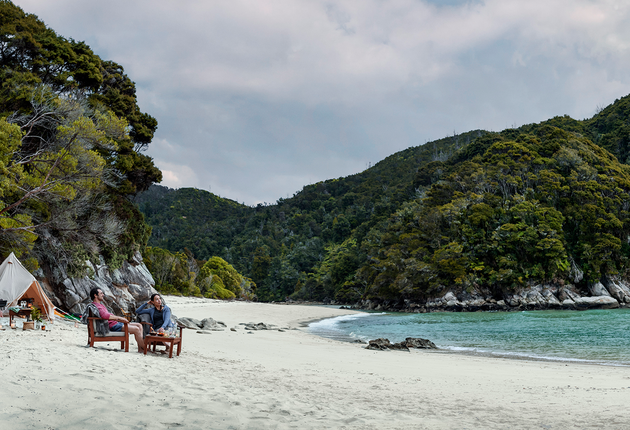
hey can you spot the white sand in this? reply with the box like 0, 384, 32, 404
1, 296, 630, 429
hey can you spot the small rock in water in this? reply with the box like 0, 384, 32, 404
403, 337, 437, 349
366, 338, 394, 351
365, 337, 437, 351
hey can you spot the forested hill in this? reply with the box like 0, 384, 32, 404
137, 94, 630, 304
137, 129, 485, 257
134, 186, 250, 254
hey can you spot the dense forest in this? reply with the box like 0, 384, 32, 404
137, 100, 630, 304
0, 1, 160, 286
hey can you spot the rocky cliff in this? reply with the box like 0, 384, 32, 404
36, 251, 157, 316
355, 277, 630, 313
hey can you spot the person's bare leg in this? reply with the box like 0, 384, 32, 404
128, 323, 145, 352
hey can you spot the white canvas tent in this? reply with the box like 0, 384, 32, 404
0, 252, 54, 321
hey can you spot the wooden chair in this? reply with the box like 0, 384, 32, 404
137, 313, 153, 338
86, 317, 129, 352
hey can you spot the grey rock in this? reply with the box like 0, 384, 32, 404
602, 277, 630, 303
196, 330, 212, 334
573, 296, 619, 309
177, 317, 203, 329
243, 322, 276, 330
569, 259, 584, 283
201, 318, 227, 329
557, 285, 581, 302
403, 337, 438, 349
442, 292, 457, 302
230, 328, 237, 332
52, 251, 157, 315
541, 288, 561, 306
365, 337, 437, 351
589, 282, 611, 297
366, 338, 397, 351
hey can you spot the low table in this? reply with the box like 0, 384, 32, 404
143, 334, 182, 358
9, 307, 31, 326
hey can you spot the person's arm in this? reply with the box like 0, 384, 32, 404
136, 302, 150, 314
158, 306, 172, 331
97, 304, 129, 324
108, 314, 129, 323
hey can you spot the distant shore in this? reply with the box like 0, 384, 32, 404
1, 296, 629, 429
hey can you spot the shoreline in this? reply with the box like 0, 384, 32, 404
2, 296, 630, 429
308, 305, 630, 368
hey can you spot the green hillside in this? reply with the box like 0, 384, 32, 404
136, 129, 489, 301
137, 94, 630, 304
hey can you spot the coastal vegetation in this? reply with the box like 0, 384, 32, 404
142, 246, 255, 299
137, 103, 630, 305
0, 1, 159, 282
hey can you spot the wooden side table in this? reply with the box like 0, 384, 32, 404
143, 334, 182, 358
9, 308, 31, 326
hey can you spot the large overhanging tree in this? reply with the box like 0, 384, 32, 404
0, 0, 161, 196
0, 88, 131, 269
0, 1, 160, 276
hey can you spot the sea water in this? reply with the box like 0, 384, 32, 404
308, 309, 630, 366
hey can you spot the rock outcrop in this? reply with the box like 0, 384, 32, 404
573, 296, 619, 309
354, 277, 630, 313
37, 251, 157, 315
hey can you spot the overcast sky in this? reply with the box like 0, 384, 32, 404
13, 0, 630, 205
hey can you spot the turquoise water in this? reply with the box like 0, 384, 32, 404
308, 309, 630, 365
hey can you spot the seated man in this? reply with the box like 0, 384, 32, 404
89, 287, 145, 353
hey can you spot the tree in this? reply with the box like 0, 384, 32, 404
0, 88, 133, 275
0, 1, 161, 195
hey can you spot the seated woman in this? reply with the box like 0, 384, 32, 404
136, 294, 174, 353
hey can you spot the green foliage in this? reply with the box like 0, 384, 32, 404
199, 256, 243, 299
0, 0, 161, 195
359, 125, 630, 301
137, 130, 486, 302
144, 247, 254, 300
0, 2, 160, 280
30, 305, 42, 322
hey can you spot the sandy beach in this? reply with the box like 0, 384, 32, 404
2, 297, 630, 429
